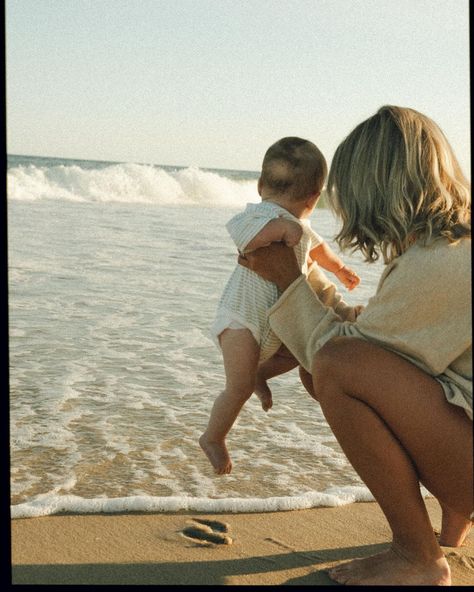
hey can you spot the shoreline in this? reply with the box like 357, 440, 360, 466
11, 498, 474, 585
10, 485, 377, 518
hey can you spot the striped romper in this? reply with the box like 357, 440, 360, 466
211, 201, 323, 362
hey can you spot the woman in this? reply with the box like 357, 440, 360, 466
240, 106, 472, 586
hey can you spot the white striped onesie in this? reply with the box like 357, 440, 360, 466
211, 201, 323, 361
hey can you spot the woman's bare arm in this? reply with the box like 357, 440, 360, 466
238, 242, 303, 288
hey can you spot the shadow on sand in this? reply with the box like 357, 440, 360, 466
12, 542, 388, 585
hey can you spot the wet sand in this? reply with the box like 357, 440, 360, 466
11, 498, 474, 585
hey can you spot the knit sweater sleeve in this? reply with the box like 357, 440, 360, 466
268, 239, 472, 375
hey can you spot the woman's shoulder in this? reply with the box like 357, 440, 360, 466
382, 237, 471, 291
404, 237, 470, 269
363, 237, 470, 328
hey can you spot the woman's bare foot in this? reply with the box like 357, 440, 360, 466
199, 434, 232, 474
439, 503, 472, 547
254, 375, 273, 411
327, 545, 451, 586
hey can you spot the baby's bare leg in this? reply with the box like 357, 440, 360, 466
199, 328, 260, 475
255, 345, 299, 411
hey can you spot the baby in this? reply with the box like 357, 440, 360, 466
200, 137, 361, 474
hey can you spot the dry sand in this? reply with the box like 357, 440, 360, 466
11, 498, 474, 585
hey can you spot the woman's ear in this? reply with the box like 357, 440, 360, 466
257, 177, 263, 196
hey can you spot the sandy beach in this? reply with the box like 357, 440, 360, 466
11, 498, 474, 586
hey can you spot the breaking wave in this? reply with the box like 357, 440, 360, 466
7, 161, 259, 208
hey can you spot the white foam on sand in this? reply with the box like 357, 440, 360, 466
10, 487, 374, 518
11, 485, 437, 519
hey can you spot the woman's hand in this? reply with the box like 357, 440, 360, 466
238, 242, 303, 291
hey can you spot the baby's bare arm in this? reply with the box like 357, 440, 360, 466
310, 242, 360, 290
309, 242, 344, 272
244, 217, 302, 253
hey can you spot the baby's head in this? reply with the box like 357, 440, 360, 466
259, 137, 327, 214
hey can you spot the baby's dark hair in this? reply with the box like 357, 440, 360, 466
260, 137, 327, 200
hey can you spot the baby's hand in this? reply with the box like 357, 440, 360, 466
336, 266, 360, 291
280, 218, 303, 247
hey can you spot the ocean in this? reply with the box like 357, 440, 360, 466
8, 154, 388, 518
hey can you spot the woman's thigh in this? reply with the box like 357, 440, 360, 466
313, 336, 473, 514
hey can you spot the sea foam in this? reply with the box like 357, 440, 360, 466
10, 486, 435, 519
7, 162, 259, 207
11, 488, 376, 518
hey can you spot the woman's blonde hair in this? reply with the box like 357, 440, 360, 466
326, 105, 471, 263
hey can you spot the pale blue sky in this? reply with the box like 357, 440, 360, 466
6, 0, 470, 174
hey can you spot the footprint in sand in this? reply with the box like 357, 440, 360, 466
445, 551, 474, 570
180, 518, 233, 546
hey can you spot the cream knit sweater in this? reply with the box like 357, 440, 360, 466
268, 238, 472, 419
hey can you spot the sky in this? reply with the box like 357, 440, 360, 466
6, 0, 471, 175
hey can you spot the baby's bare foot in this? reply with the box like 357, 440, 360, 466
199, 434, 232, 474
254, 376, 273, 411
439, 504, 472, 547
328, 545, 451, 586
